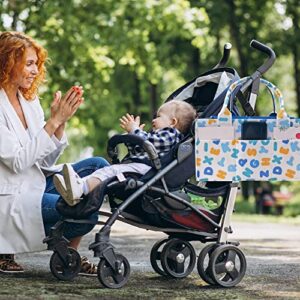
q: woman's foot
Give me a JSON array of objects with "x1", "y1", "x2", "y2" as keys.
[
  {"x1": 55, "y1": 255, "x2": 97, "y2": 276},
  {"x1": 0, "y1": 254, "x2": 24, "y2": 274},
  {"x1": 79, "y1": 256, "x2": 97, "y2": 277},
  {"x1": 53, "y1": 164, "x2": 84, "y2": 206}
]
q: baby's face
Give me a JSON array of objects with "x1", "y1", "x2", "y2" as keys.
[{"x1": 152, "y1": 105, "x2": 174, "y2": 130}]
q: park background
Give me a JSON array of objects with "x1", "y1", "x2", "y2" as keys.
[{"x1": 1, "y1": 0, "x2": 300, "y2": 217}]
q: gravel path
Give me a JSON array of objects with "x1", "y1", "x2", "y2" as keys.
[{"x1": 1, "y1": 216, "x2": 299, "y2": 299}]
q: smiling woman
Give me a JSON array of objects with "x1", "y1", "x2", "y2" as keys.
[
  {"x1": 0, "y1": 32, "x2": 47, "y2": 100},
  {"x1": 14, "y1": 47, "x2": 38, "y2": 90},
  {"x1": 0, "y1": 31, "x2": 109, "y2": 275}
]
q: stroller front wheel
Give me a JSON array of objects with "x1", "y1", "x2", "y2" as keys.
[
  {"x1": 161, "y1": 239, "x2": 196, "y2": 279},
  {"x1": 208, "y1": 244, "x2": 247, "y2": 287},
  {"x1": 97, "y1": 253, "x2": 130, "y2": 289},
  {"x1": 49, "y1": 247, "x2": 81, "y2": 281}
]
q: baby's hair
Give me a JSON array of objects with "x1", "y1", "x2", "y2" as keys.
[{"x1": 161, "y1": 100, "x2": 197, "y2": 134}]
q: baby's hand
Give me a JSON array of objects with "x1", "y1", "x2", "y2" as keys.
[{"x1": 120, "y1": 113, "x2": 144, "y2": 133}]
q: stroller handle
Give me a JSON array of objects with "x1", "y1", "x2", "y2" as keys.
[
  {"x1": 238, "y1": 40, "x2": 276, "y2": 115},
  {"x1": 250, "y1": 39, "x2": 276, "y2": 75},
  {"x1": 214, "y1": 42, "x2": 232, "y2": 69}
]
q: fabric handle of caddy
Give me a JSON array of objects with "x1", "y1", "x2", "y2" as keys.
[
  {"x1": 230, "y1": 79, "x2": 281, "y2": 115},
  {"x1": 217, "y1": 78, "x2": 289, "y2": 127}
]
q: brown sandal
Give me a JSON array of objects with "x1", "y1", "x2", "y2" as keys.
[
  {"x1": 79, "y1": 256, "x2": 97, "y2": 276},
  {"x1": 0, "y1": 254, "x2": 24, "y2": 273}
]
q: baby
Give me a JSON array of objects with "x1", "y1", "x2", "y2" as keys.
[{"x1": 54, "y1": 100, "x2": 196, "y2": 206}]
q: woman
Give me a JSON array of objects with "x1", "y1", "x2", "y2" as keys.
[{"x1": 0, "y1": 31, "x2": 109, "y2": 274}]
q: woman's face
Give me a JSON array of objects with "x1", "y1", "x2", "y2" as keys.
[{"x1": 12, "y1": 47, "x2": 38, "y2": 89}]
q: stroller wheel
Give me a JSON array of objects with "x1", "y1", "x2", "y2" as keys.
[
  {"x1": 208, "y1": 244, "x2": 247, "y2": 287},
  {"x1": 161, "y1": 239, "x2": 196, "y2": 279},
  {"x1": 49, "y1": 247, "x2": 81, "y2": 281},
  {"x1": 197, "y1": 243, "x2": 217, "y2": 285},
  {"x1": 150, "y1": 238, "x2": 169, "y2": 277},
  {"x1": 97, "y1": 253, "x2": 130, "y2": 289}
]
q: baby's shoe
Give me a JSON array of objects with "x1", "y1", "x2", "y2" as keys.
[
  {"x1": 62, "y1": 164, "x2": 84, "y2": 205},
  {"x1": 54, "y1": 174, "x2": 82, "y2": 206},
  {"x1": 53, "y1": 165, "x2": 83, "y2": 206},
  {"x1": 53, "y1": 174, "x2": 69, "y2": 203}
]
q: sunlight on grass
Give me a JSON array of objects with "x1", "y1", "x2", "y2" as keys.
[
  {"x1": 233, "y1": 213, "x2": 300, "y2": 225},
  {"x1": 233, "y1": 195, "x2": 300, "y2": 224}
]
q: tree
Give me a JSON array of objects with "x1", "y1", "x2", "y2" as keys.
[
  {"x1": 0, "y1": 0, "x2": 209, "y2": 160},
  {"x1": 284, "y1": 0, "x2": 300, "y2": 116}
]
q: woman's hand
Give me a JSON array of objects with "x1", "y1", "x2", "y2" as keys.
[
  {"x1": 50, "y1": 86, "x2": 84, "y2": 125},
  {"x1": 44, "y1": 86, "x2": 84, "y2": 137},
  {"x1": 50, "y1": 91, "x2": 64, "y2": 139},
  {"x1": 50, "y1": 90, "x2": 62, "y2": 121},
  {"x1": 119, "y1": 113, "x2": 145, "y2": 133}
]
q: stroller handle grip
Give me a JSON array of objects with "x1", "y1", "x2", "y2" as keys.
[
  {"x1": 214, "y1": 42, "x2": 232, "y2": 69},
  {"x1": 250, "y1": 39, "x2": 276, "y2": 75},
  {"x1": 107, "y1": 134, "x2": 161, "y2": 169}
]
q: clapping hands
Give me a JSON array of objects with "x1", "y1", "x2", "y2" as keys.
[
  {"x1": 50, "y1": 85, "x2": 84, "y2": 126},
  {"x1": 119, "y1": 113, "x2": 145, "y2": 133}
]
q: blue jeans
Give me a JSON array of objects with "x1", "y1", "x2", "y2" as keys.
[{"x1": 42, "y1": 157, "x2": 110, "y2": 239}]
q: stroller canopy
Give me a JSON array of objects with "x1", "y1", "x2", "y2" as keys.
[{"x1": 166, "y1": 67, "x2": 240, "y2": 118}]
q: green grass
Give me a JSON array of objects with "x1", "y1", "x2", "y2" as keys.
[
  {"x1": 233, "y1": 213, "x2": 300, "y2": 224},
  {"x1": 233, "y1": 195, "x2": 300, "y2": 224},
  {"x1": 283, "y1": 200, "x2": 300, "y2": 217}
]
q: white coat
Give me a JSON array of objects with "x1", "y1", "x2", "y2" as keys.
[{"x1": 0, "y1": 89, "x2": 68, "y2": 253}]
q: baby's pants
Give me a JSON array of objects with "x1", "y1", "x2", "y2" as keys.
[{"x1": 84, "y1": 162, "x2": 151, "y2": 182}]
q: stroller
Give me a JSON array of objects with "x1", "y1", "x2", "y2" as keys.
[{"x1": 44, "y1": 40, "x2": 276, "y2": 288}]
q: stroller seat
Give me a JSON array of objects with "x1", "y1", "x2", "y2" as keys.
[{"x1": 105, "y1": 174, "x2": 228, "y2": 234}]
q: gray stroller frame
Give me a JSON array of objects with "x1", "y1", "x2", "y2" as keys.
[{"x1": 44, "y1": 40, "x2": 276, "y2": 289}]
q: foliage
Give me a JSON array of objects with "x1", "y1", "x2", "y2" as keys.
[
  {"x1": 1, "y1": 1, "x2": 300, "y2": 210},
  {"x1": 1, "y1": 0, "x2": 298, "y2": 158},
  {"x1": 0, "y1": 0, "x2": 210, "y2": 160}
]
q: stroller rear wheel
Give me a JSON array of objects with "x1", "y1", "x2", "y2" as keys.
[
  {"x1": 208, "y1": 244, "x2": 247, "y2": 287},
  {"x1": 197, "y1": 243, "x2": 218, "y2": 285},
  {"x1": 97, "y1": 253, "x2": 130, "y2": 289},
  {"x1": 161, "y1": 239, "x2": 196, "y2": 278},
  {"x1": 49, "y1": 247, "x2": 81, "y2": 281},
  {"x1": 150, "y1": 238, "x2": 169, "y2": 277}
]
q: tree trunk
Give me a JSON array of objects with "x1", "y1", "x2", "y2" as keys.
[
  {"x1": 8, "y1": 0, "x2": 19, "y2": 30},
  {"x1": 11, "y1": 11, "x2": 18, "y2": 30},
  {"x1": 293, "y1": 46, "x2": 300, "y2": 117},
  {"x1": 225, "y1": 0, "x2": 251, "y2": 200},
  {"x1": 150, "y1": 83, "x2": 158, "y2": 119},
  {"x1": 191, "y1": 47, "x2": 201, "y2": 77},
  {"x1": 215, "y1": 31, "x2": 221, "y2": 60},
  {"x1": 290, "y1": 6, "x2": 300, "y2": 116},
  {"x1": 225, "y1": 0, "x2": 248, "y2": 77},
  {"x1": 132, "y1": 72, "x2": 141, "y2": 115}
]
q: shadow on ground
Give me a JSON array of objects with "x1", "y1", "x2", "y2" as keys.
[
  {"x1": 1, "y1": 220, "x2": 300, "y2": 299},
  {"x1": 2, "y1": 271, "x2": 297, "y2": 300}
]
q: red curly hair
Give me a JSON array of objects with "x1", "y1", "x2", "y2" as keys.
[{"x1": 0, "y1": 31, "x2": 48, "y2": 100}]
